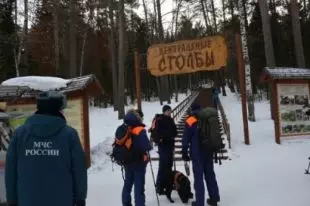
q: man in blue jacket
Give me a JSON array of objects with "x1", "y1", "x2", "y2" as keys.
[
  {"x1": 5, "y1": 91, "x2": 87, "y2": 206},
  {"x1": 182, "y1": 103, "x2": 220, "y2": 206},
  {"x1": 121, "y1": 109, "x2": 152, "y2": 206}
]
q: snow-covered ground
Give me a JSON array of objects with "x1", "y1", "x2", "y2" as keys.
[{"x1": 88, "y1": 89, "x2": 310, "y2": 206}]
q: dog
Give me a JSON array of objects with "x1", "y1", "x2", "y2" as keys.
[{"x1": 165, "y1": 170, "x2": 194, "y2": 203}]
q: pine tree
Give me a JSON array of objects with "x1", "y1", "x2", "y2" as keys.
[{"x1": 0, "y1": 0, "x2": 16, "y2": 81}]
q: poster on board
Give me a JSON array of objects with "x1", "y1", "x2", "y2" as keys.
[
  {"x1": 0, "y1": 97, "x2": 85, "y2": 200},
  {"x1": 277, "y1": 84, "x2": 310, "y2": 137},
  {"x1": 5, "y1": 97, "x2": 85, "y2": 147}
]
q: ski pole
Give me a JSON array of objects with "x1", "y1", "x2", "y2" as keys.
[
  {"x1": 148, "y1": 152, "x2": 160, "y2": 206},
  {"x1": 305, "y1": 157, "x2": 310, "y2": 175}
]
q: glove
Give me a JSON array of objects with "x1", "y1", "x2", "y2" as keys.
[
  {"x1": 74, "y1": 200, "x2": 86, "y2": 206},
  {"x1": 182, "y1": 153, "x2": 190, "y2": 161}
]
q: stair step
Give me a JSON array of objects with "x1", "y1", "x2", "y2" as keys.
[{"x1": 151, "y1": 155, "x2": 230, "y2": 161}]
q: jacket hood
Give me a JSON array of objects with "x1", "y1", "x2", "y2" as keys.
[
  {"x1": 124, "y1": 112, "x2": 144, "y2": 127},
  {"x1": 25, "y1": 114, "x2": 67, "y2": 137}
]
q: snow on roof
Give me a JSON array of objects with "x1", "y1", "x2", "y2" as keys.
[
  {"x1": 1, "y1": 76, "x2": 71, "y2": 91},
  {"x1": 264, "y1": 67, "x2": 310, "y2": 79}
]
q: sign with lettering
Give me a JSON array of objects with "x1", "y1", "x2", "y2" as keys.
[
  {"x1": 6, "y1": 97, "x2": 85, "y2": 149},
  {"x1": 147, "y1": 36, "x2": 228, "y2": 76}
]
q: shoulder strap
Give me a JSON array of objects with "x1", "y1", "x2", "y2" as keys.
[
  {"x1": 132, "y1": 126, "x2": 144, "y2": 136},
  {"x1": 186, "y1": 116, "x2": 198, "y2": 127}
]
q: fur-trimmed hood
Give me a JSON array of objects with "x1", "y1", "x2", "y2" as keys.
[{"x1": 124, "y1": 109, "x2": 144, "y2": 126}]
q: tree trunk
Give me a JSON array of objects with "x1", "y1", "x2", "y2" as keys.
[
  {"x1": 13, "y1": 0, "x2": 19, "y2": 77},
  {"x1": 210, "y1": 0, "x2": 217, "y2": 33},
  {"x1": 79, "y1": 31, "x2": 87, "y2": 76},
  {"x1": 238, "y1": 0, "x2": 256, "y2": 121},
  {"x1": 53, "y1": 0, "x2": 60, "y2": 75},
  {"x1": 108, "y1": 0, "x2": 118, "y2": 111},
  {"x1": 200, "y1": 0, "x2": 208, "y2": 29},
  {"x1": 258, "y1": 0, "x2": 276, "y2": 119},
  {"x1": 258, "y1": 0, "x2": 276, "y2": 68},
  {"x1": 222, "y1": 0, "x2": 226, "y2": 23},
  {"x1": 142, "y1": 0, "x2": 149, "y2": 26},
  {"x1": 291, "y1": 0, "x2": 306, "y2": 68},
  {"x1": 174, "y1": 0, "x2": 182, "y2": 36},
  {"x1": 118, "y1": 0, "x2": 125, "y2": 119},
  {"x1": 23, "y1": 0, "x2": 28, "y2": 76},
  {"x1": 69, "y1": 0, "x2": 77, "y2": 77},
  {"x1": 156, "y1": 0, "x2": 170, "y2": 103}
]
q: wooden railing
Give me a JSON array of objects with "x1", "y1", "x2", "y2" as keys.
[
  {"x1": 171, "y1": 90, "x2": 200, "y2": 121},
  {"x1": 218, "y1": 98, "x2": 231, "y2": 149}
]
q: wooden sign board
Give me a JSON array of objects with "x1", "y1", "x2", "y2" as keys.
[
  {"x1": 276, "y1": 82, "x2": 310, "y2": 139},
  {"x1": 0, "y1": 96, "x2": 90, "y2": 168},
  {"x1": 147, "y1": 36, "x2": 228, "y2": 76}
]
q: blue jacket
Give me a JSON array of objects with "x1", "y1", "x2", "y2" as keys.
[
  {"x1": 5, "y1": 114, "x2": 87, "y2": 206},
  {"x1": 124, "y1": 112, "x2": 152, "y2": 159},
  {"x1": 182, "y1": 115, "x2": 201, "y2": 161}
]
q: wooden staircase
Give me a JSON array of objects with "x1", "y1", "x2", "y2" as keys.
[{"x1": 150, "y1": 88, "x2": 231, "y2": 163}]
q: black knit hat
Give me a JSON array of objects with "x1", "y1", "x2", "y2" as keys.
[
  {"x1": 162, "y1": 105, "x2": 172, "y2": 113},
  {"x1": 36, "y1": 91, "x2": 67, "y2": 113}
]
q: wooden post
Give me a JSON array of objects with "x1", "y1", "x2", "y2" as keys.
[
  {"x1": 235, "y1": 33, "x2": 250, "y2": 145},
  {"x1": 82, "y1": 94, "x2": 91, "y2": 168},
  {"x1": 134, "y1": 49, "x2": 142, "y2": 111},
  {"x1": 272, "y1": 81, "x2": 280, "y2": 144}
]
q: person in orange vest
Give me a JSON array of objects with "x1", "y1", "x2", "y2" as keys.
[
  {"x1": 120, "y1": 110, "x2": 152, "y2": 206},
  {"x1": 182, "y1": 103, "x2": 220, "y2": 206}
]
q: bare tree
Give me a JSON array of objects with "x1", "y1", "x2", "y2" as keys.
[
  {"x1": 108, "y1": 0, "x2": 118, "y2": 111},
  {"x1": 118, "y1": 0, "x2": 125, "y2": 118},
  {"x1": 238, "y1": 0, "x2": 256, "y2": 121},
  {"x1": 53, "y1": 0, "x2": 60, "y2": 75},
  {"x1": 69, "y1": 0, "x2": 77, "y2": 77},
  {"x1": 291, "y1": 0, "x2": 305, "y2": 68},
  {"x1": 200, "y1": 0, "x2": 209, "y2": 28},
  {"x1": 210, "y1": 0, "x2": 217, "y2": 33},
  {"x1": 259, "y1": 0, "x2": 275, "y2": 68}
]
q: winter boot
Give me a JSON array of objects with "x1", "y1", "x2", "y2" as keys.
[{"x1": 207, "y1": 198, "x2": 218, "y2": 206}]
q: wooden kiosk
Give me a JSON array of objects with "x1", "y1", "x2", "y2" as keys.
[
  {"x1": 261, "y1": 67, "x2": 310, "y2": 144},
  {"x1": 0, "y1": 74, "x2": 104, "y2": 168}
]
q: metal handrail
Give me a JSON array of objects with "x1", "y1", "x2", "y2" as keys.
[
  {"x1": 171, "y1": 90, "x2": 200, "y2": 122},
  {"x1": 218, "y1": 98, "x2": 231, "y2": 149}
]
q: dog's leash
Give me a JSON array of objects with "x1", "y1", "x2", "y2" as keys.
[{"x1": 184, "y1": 161, "x2": 190, "y2": 176}]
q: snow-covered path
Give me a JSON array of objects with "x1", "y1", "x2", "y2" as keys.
[{"x1": 88, "y1": 90, "x2": 310, "y2": 206}]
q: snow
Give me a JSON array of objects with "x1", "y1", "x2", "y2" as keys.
[
  {"x1": 88, "y1": 88, "x2": 310, "y2": 206},
  {"x1": 1, "y1": 76, "x2": 71, "y2": 91}
]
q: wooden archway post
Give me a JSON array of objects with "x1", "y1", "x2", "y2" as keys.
[
  {"x1": 235, "y1": 33, "x2": 250, "y2": 145},
  {"x1": 134, "y1": 49, "x2": 142, "y2": 111}
]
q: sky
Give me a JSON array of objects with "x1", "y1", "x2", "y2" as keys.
[
  {"x1": 135, "y1": 0, "x2": 223, "y2": 30},
  {"x1": 17, "y1": 0, "x2": 224, "y2": 31}
]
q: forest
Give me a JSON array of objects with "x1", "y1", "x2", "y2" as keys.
[{"x1": 0, "y1": 0, "x2": 309, "y2": 118}]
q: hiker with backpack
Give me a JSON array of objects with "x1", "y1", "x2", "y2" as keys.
[
  {"x1": 5, "y1": 91, "x2": 87, "y2": 206},
  {"x1": 182, "y1": 103, "x2": 222, "y2": 206},
  {"x1": 154, "y1": 105, "x2": 177, "y2": 195},
  {"x1": 111, "y1": 109, "x2": 152, "y2": 206}
]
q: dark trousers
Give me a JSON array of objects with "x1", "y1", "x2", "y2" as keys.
[
  {"x1": 156, "y1": 146, "x2": 173, "y2": 191},
  {"x1": 122, "y1": 163, "x2": 146, "y2": 206},
  {"x1": 192, "y1": 154, "x2": 220, "y2": 206}
]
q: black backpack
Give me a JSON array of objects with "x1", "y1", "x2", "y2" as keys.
[
  {"x1": 196, "y1": 107, "x2": 224, "y2": 160},
  {"x1": 111, "y1": 124, "x2": 134, "y2": 166},
  {"x1": 148, "y1": 114, "x2": 161, "y2": 144}
]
